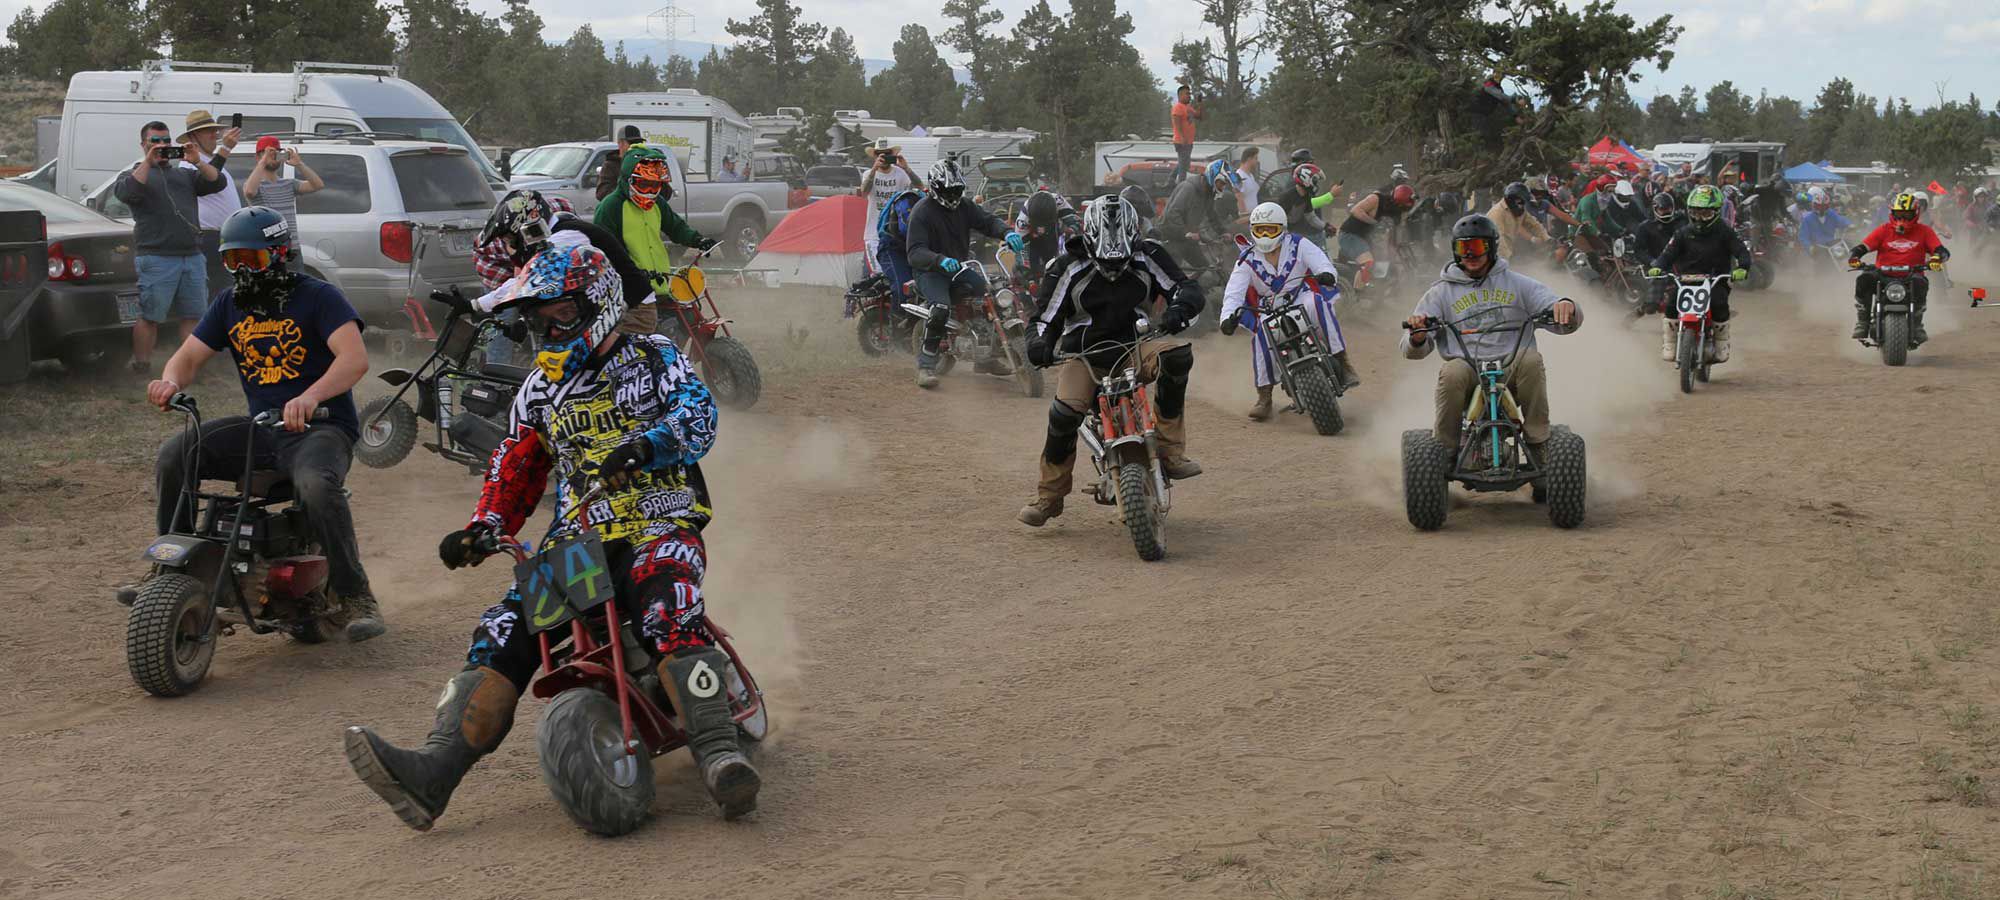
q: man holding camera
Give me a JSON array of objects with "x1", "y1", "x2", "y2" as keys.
[
  {"x1": 114, "y1": 120, "x2": 228, "y2": 374},
  {"x1": 242, "y1": 136, "x2": 326, "y2": 271},
  {"x1": 180, "y1": 111, "x2": 246, "y2": 298},
  {"x1": 858, "y1": 140, "x2": 918, "y2": 275}
]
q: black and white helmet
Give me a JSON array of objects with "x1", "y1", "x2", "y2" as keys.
[
  {"x1": 1081, "y1": 196, "x2": 1141, "y2": 278},
  {"x1": 927, "y1": 159, "x2": 966, "y2": 209}
]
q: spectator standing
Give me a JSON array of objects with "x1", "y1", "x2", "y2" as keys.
[
  {"x1": 179, "y1": 111, "x2": 244, "y2": 297},
  {"x1": 858, "y1": 140, "x2": 919, "y2": 275},
  {"x1": 241, "y1": 136, "x2": 325, "y2": 271},
  {"x1": 1169, "y1": 84, "x2": 1202, "y2": 185},
  {"x1": 596, "y1": 125, "x2": 644, "y2": 201},
  {"x1": 1235, "y1": 147, "x2": 1262, "y2": 215},
  {"x1": 114, "y1": 121, "x2": 226, "y2": 373}
]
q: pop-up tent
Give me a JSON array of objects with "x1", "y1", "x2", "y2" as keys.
[
  {"x1": 1782, "y1": 161, "x2": 1845, "y2": 184},
  {"x1": 1586, "y1": 136, "x2": 1649, "y2": 172},
  {"x1": 746, "y1": 195, "x2": 865, "y2": 287}
]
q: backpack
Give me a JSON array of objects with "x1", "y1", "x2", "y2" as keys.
[{"x1": 876, "y1": 190, "x2": 923, "y2": 248}]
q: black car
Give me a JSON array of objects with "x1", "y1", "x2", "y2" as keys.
[{"x1": 0, "y1": 182, "x2": 139, "y2": 372}]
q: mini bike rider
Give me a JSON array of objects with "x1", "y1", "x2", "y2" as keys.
[
  {"x1": 342, "y1": 244, "x2": 761, "y2": 830},
  {"x1": 132, "y1": 205, "x2": 385, "y2": 642},
  {"x1": 1218, "y1": 201, "x2": 1359, "y2": 421},
  {"x1": 1403, "y1": 214, "x2": 1581, "y2": 457},
  {"x1": 1849, "y1": 191, "x2": 1950, "y2": 344},
  {"x1": 1646, "y1": 184, "x2": 1752, "y2": 363},
  {"x1": 1018, "y1": 197, "x2": 1205, "y2": 527},
  {"x1": 907, "y1": 159, "x2": 1027, "y2": 387}
]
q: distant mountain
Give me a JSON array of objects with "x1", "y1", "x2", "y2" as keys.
[{"x1": 606, "y1": 37, "x2": 969, "y2": 99}]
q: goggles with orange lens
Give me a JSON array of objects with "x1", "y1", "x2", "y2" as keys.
[
  {"x1": 1250, "y1": 223, "x2": 1285, "y2": 240},
  {"x1": 1452, "y1": 237, "x2": 1492, "y2": 259},
  {"x1": 221, "y1": 247, "x2": 279, "y2": 272}
]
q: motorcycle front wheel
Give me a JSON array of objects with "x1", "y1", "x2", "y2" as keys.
[
  {"x1": 355, "y1": 397, "x2": 418, "y2": 469},
  {"x1": 1007, "y1": 334, "x2": 1043, "y2": 398},
  {"x1": 856, "y1": 307, "x2": 898, "y2": 357},
  {"x1": 1115, "y1": 460, "x2": 1166, "y2": 561},
  {"x1": 1292, "y1": 365, "x2": 1344, "y2": 435},
  {"x1": 1676, "y1": 327, "x2": 1698, "y2": 394},
  {"x1": 126, "y1": 573, "x2": 216, "y2": 697},
  {"x1": 1880, "y1": 312, "x2": 1910, "y2": 367},
  {"x1": 702, "y1": 336, "x2": 764, "y2": 410},
  {"x1": 538, "y1": 687, "x2": 656, "y2": 837}
]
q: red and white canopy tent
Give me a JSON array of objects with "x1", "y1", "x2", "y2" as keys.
[
  {"x1": 745, "y1": 195, "x2": 867, "y2": 287},
  {"x1": 1584, "y1": 136, "x2": 1650, "y2": 173}
]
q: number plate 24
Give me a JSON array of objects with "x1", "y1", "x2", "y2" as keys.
[{"x1": 514, "y1": 534, "x2": 617, "y2": 634}]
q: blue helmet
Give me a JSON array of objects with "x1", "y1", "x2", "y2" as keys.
[{"x1": 1204, "y1": 159, "x2": 1236, "y2": 190}]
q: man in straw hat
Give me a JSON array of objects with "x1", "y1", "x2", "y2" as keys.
[
  {"x1": 179, "y1": 110, "x2": 245, "y2": 297},
  {"x1": 859, "y1": 139, "x2": 919, "y2": 274}
]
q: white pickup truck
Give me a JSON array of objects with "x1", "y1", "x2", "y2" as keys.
[{"x1": 504, "y1": 142, "x2": 792, "y2": 267}]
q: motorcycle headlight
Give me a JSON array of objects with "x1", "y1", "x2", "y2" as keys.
[
  {"x1": 994, "y1": 289, "x2": 1015, "y2": 312},
  {"x1": 1885, "y1": 282, "x2": 1907, "y2": 302}
]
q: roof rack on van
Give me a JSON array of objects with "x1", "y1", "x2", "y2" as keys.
[
  {"x1": 136, "y1": 59, "x2": 254, "y2": 99},
  {"x1": 249, "y1": 131, "x2": 423, "y2": 146},
  {"x1": 292, "y1": 61, "x2": 401, "y2": 102}
]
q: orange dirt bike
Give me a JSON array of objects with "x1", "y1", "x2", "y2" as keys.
[
  {"x1": 1061, "y1": 331, "x2": 1175, "y2": 561},
  {"x1": 652, "y1": 245, "x2": 762, "y2": 410},
  {"x1": 472, "y1": 487, "x2": 769, "y2": 836},
  {"x1": 902, "y1": 259, "x2": 1043, "y2": 397},
  {"x1": 1649, "y1": 272, "x2": 1728, "y2": 394}
]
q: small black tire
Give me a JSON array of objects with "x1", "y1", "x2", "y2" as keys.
[
  {"x1": 702, "y1": 336, "x2": 763, "y2": 410},
  {"x1": 1115, "y1": 460, "x2": 1165, "y2": 561},
  {"x1": 1544, "y1": 426, "x2": 1587, "y2": 529},
  {"x1": 355, "y1": 397, "x2": 418, "y2": 469},
  {"x1": 1881, "y1": 312, "x2": 1909, "y2": 367},
  {"x1": 537, "y1": 687, "x2": 656, "y2": 837},
  {"x1": 1401, "y1": 429, "x2": 1451, "y2": 531},
  {"x1": 1008, "y1": 334, "x2": 1043, "y2": 398},
  {"x1": 1676, "y1": 327, "x2": 1697, "y2": 394},
  {"x1": 125, "y1": 573, "x2": 216, "y2": 697},
  {"x1": 856, "y1": 308, "x2": 896, "y2": 357},
  {"x1": 1293, "y1": 365, "x2": 1344, "y2": 435}
]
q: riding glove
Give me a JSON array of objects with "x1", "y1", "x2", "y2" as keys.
[
  {"x1": 1026, "y1": 337, "x2": 1056, "y2": 368},
  {"x1": 1646, "y1": 267, "x2": 1663, "y2": 277},
  {"x1": 599, "y1": 440, "x2": 654, "y2": 489},
  {"x1": 1161, "y1": 305, "x2": 1194, "y2": 335},
  {"x1": 1219, "y1": 315, "x2": 1238, "y2": 337},
  {"x1": 1730, "y1": 268, "x2": 1748, "y2": 282},
  {"x1": 696, "y1": 238, "x2": 720, "y2": 252},
  {"x1": 1004, "y1": 233, "x2": 1026, "y2": 256},
  {"x1": 439, "y1": 525, "x2": 495, "y2": 569},
  {"x1": 430, "y1": 287, "x2": 473, "y2": 315},
  {"x1": 940, "y1": 257, "x2": 963, "y2": 274}
]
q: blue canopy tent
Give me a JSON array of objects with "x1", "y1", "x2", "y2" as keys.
[{"x1": 1783, "y1": 161, "x2": 1845, "y2": 183}]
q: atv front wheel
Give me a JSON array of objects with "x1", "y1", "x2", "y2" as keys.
[
  {"x1": 1544, "y1": 425, "x2": 1587, "y2": 529},
  {"x1": 126, "y1": 574, "x2": 216, "y2": 697},
  {"x1": 1401, "y1": 429, "x2": 1451, "y2": 531},
  {"x1": 538, "y1": 687, "x2": 656, "y2": 837}
]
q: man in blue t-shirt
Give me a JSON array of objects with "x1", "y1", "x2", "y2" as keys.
[{"x1": 136, "y1": 206, "x2": 384, "y2": 640}]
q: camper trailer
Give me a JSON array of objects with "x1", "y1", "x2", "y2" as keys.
[{"x1": 56, "y1": 60, "x2": 499, "y2": 201}]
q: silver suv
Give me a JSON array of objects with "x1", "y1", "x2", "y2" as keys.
[{"x1": 86, "y1": 134, "x2": 497, "y2": 326}]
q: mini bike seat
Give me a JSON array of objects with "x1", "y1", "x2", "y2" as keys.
[{"x1": 247, "y1": 470, "x2": 294, "y2": 502}]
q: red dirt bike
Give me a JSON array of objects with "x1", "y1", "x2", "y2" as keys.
[
  {"x1": 484, "y1": 487, "x2": 770, "y2": 836},
  {"x1": 844, "y1": 273, "x2": 918, "y2": 357},
  {"x1": 1064, "y1": 332, "x2": 1174, "y2": 561},
  {"x1": 903, "y1": 260, "x2": 1043, "y2": 397},
  {"x1": 1649, "y1": 272, "x2": 1728, "y2": 394},
  {"x1": 655, "y1": 246, "x2": 762, "y2": 410}
]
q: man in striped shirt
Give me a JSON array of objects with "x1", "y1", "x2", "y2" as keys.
[{"x1": 241, "y1": 136, "x2": 325, "y2": 270}]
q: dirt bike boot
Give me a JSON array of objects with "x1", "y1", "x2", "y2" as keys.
[
  {"x1": 1019, "y1": 457, "x2": 1070, "y2": 526},
  {"x1": 343, "y1": 666, "x2": 517, "y2": 831},
  {"x1": 1331, "y1": 351, "x2": 1362, "y2": 389},
  {"x1": 914, "y1": 364, "x2": 939, "y2": 388},
  {"x1": 343, "y1": 588, "x2": 387, "y2": 642},
  {"x1": 1710, "y1": 321, "x2": 1731, "y2": 363},
  {"x1": 1154, "y1": 416, "x2": 1203, "y2": 479},
  {"x1": 1247, "y1": 385, "x2": 1274, "y2": 420},
  {"x1": 1661, "y1": 319, "x2": 1677, "y2": 361},
  {"x1": 664, "y1": 648, "x2": 761, "y2": 819},
  {"x1": 1913, "y1": 304, "x2": 1929, "y2": 344},
  {"x1": 1851, "y1": 301, "x2": 1870, "y2": 340}
]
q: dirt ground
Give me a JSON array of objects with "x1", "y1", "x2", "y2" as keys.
[{"x1": 4, "y1": 263, "x2": 1999, "y2": 899}]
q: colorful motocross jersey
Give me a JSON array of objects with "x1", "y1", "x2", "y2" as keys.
[{"x1": 472, "y1": 333, "x2": 717, "y2": 543}]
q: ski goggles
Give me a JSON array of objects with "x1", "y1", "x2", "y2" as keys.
[
  {"x1": 1250, "y1": 223, "x2": 1286, "y2": 240},
  {"x1": 1688, "y1": 207, "x2": 1719, "y2": 223},
  {"x1": 221, "y1": 247, "x2": 281, "y2": 271},
  {"x1": 1452, "y1": 237, "x2": 1492, "y2": 259}
]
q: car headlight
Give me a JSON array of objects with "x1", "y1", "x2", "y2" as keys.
[{"x1": 1885, "y1": 282, "x2": 1907, "y2": 302}]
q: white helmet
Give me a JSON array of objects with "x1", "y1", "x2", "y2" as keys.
[
  {"x1": 1807, "y1": 186, "x2": 1828, "y2": 206},
  {"x1": 1249, "y1": 202, "x2": 1288, "y2": 253},
  {"x1": 926, "y1": 159, "x2": 966, "y2": 209},
  {"x1": 1081, "y1": 196, "x2": 1141, "y2": 278},
  {"x1": 1613, "y1": 179, "x2": 1635, "y2": 202}
]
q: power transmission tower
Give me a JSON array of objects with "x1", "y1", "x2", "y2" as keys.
[{"x1": 647, "y1": 3, "x2": 695, "y2": 58}]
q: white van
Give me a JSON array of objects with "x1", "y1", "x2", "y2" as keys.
[{"x1": 56, "y1": 60, "x2": 501, "y2": 201}]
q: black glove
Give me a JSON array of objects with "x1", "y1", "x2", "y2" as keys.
[
  {"x1": 1848, "y1": 243, "x2": 1870, "y2": 260},
  {"x1": 598, "y1": 439, "x2": 654, "y2": 489},
  {"x1": 439, "y1": 525, "x2": 494, "y2": 570},
  {"x1": 1312, "y1": 271, "x2": 1340, "y2": 288},
  {"x1": 500, "y1": 316, "x2": 530, "y2": 344},
  {"x1": 430, "y1": 286, "x2": 472, "y2": 315},
  {"x1": 1219, "y1": 315, "x2": 1238, "y2": 336},
  {"x1": 1026, "y1": 336, "x2": 1055, "y2": 368},
  {"x1": 1161, "y1": 305, "x2": 1195, "y2": 335},
  {"x1": 696, "y1": 238, "x2": 720, "y2": 253}
]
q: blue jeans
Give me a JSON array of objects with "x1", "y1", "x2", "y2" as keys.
[
  {"x1": 877, "y1": 246, "x2": 914, "y2": 303},
  {"x1": 135, "y1": 253, "x2": 209, "y2": 322},
  {"x1": 915, "y1": 267, "x2": 988, "y2": 367}
]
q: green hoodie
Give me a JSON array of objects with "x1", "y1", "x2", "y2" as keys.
[{"x1": 593, "y1": 146, "x2": 705, "y2": 286}]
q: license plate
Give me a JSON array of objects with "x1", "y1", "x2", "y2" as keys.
[
  {"x1": 444, "y1": 233, "x2": 474, "y2": 255},
  {"x1": 116, "y1": 291, "x2": 142, "y2": 324},
  {"x1": 514, "y1": 533, "x2": 616, "y2": 635}
]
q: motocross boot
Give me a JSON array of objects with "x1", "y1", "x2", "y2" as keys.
[
  {"x1": 1331, "y1": 351, "x2": 1362, "y2": 389},
  {"x1": 344, "y1": 666, "x2": 517, "y2": 831},
  {"x1": 1247, "y1": 385, "x2": 1274, "y2": 421},
  {"x1": 1661, "y1": 319, "x2": 1677, "y2": 361},
  {"x1": 1019, "y1": 458, "x2": 1070, "y2": 526},
  {"x1": 343, "y1": 588, "x2": 387, "y2": 642},
  {"x1": 663, "y1": 648, "x2": 761, "y2": 819},
  {"x1": 1710, "y1": 321, "x2": 1731, "y2": 363},
  {"x1": 1913, "y1": 304, "x2": 1929, "y2": 344},
  {"x1": 974, "y1": 353, "x2": 1014, "y2": 376},
  {"x1": 1851, "y1": 300, "x2": 1870, "y2": 340},
  {"x1": 1154, "y1": 416, "x2": 1203, "y2": 480}
]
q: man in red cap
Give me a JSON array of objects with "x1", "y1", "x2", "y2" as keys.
[{"x1": 241, "y1": 135, "x2": 325, "y2": 270}]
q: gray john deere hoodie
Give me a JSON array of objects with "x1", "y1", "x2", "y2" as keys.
[{"x1": 1400, "y1": 257, "x2": 1581, "y2": 362}]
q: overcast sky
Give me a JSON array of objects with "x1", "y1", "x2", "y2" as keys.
[{"x1": 7, "y1": 0, "x2": 1995, "y2": 109}]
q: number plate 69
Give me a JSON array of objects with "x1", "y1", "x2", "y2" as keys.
[{"x1": 1676, "y1": 285, "x2": 1711, "y2": 316}]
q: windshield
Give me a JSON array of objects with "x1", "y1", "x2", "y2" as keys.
[
  {"x1": 509, "y1": 146, "x2": 592, "y2": 179},
  {"x1": 366, "y1": 117, "x2": 500, "y2": 181},
  {"x1": 0, "y1": 183, "x2": 107, "y2": 225},
  {"x1": 391, "y1": 152, "x2": 496, "y2": 212}
]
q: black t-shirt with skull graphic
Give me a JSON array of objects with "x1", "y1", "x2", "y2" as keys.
[{"x1": 193, "y1": 275, "x2": 365, "y2": 440}]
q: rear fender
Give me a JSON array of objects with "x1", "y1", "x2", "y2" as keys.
[{"x1": 377, "y1": 368, "x2": 418, "y2": 387}]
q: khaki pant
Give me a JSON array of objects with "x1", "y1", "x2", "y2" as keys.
[
  {"x1": 1037, "y1": 337, "x2": 1190, "y2": 504},
  {"x1": 1434, "y1": 347, "x2": 1548, "y2": 449},
  {"x1": 618, "y1": 302, "x2": 659, "y2": 336}
]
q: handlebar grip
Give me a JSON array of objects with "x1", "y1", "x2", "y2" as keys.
[{"x1": 168, "y1": 391, "x2": 196, "y2": 412}]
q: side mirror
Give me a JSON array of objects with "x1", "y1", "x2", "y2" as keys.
[
  {"x1": 499, "y1": 149, "x2": 513, "y2": 181},
  {"x1": 581, "y1": 170, "x2": 599, "y2": 189}
]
